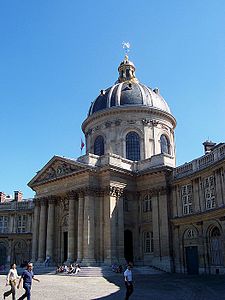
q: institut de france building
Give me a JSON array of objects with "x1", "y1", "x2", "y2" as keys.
[{"x1": 0, "y1": 55, "x2": 225, "y2": 275}]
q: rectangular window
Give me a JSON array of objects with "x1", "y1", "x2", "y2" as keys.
[
  {"x1": 181, "y1": 184, "x2": 193, "y2": 215},
  {"x1": 17, "y1": 215, "x2": 27, "y2": 233},
  {"x1": 0, "y1": 216, "x2": 8, "y2": 233},
  {"x1": 203, "y1": 175, "x2": 216, "y2": 210}
]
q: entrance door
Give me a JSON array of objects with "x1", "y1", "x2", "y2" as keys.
[
  {"x1": 185, "y1": 246, "x2": 199, "y2": 274},
  {"x1": 63, "y1": 232, "x2": 68, "y2": 262},
  {"x1": 0, "y1": 244, "x2": 7, "y2": 266},
  {"x1": 124, "y1": 230, "x2": 133, "y2": 263}
]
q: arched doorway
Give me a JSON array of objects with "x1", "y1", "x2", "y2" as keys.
[
  {"x1": 14, "y1": 240, "x2": 29, "y2": 266},
  {"x1": 0, "y1": 243, "x2": 7, "y2": 266},
  {"x1": 61, "y1": 214, "x2": 69, "y2": 263},
  {"x1": 124, "y1": 230, "x2": 133, "y2": 263},
  {"x1": 183, "y1": 228, "x2": 199, "y2": 274},
  {"x1": 209, "y1": 226, "x2": 223, "y2": 266}
]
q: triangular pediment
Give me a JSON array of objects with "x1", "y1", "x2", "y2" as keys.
[{"x1": 28, "y1": 156, "x2": 90, "y2": 187}]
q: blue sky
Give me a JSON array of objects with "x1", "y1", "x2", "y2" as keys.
[{"x1": 0, "y1": 1, "x2": 224, "y2": 198}]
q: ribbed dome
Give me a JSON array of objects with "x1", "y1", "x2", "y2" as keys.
[{"x1": 88, "y1": 55, "x2": 171, "y2": 116}]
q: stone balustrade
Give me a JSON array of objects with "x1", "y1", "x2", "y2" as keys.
[{"x1": 174, "y1": 143, "x2": 225, "y2": 179}]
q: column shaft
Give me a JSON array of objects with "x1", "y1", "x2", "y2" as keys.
[
  {"x1": 46, "y1": 200, "x2": 55, "y2": 259},
  {"x1": 77, "y1": 193, "x2": 84, "y2": 262},
  {"x1": 68, "y1": 194, "x2": 76, "y2": 262},
  {"x1": 37, "y1": 200, "x2": 47, "y2": 262},
  {"x1": 82, "y1": 192, "x2": 95, "y2": 264},
  {"x1": 31, "y1": 200, "x2": 40, "y2": 262}
]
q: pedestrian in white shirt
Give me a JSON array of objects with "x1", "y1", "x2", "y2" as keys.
[
  {"x1": 3, "y1": 263, "x2": 20, "y2": 300},
  {"x1": 124, "y1": 264, "x2": 133, "y2": 300}
]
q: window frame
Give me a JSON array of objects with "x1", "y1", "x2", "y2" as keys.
[{"x1": 126, "y1": 131, "x2": 141, "y2": 161}]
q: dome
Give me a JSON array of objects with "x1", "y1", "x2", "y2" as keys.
[{"x1": 88, "y1": 55, "x2": 171, "y2": 116}]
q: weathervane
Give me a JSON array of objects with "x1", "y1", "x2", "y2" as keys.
[{"x1": 122, "y1": 41, "x2": 131, "y2": 55}]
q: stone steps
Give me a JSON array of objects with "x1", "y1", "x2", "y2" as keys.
[{"x1": 0, "y1": 265, "x2": 165, "y2": 277}]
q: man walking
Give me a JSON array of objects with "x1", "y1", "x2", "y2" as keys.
[
  {"x1": 124, "y1": 264, "x2": 133, "y2": 300},
  {"x1": 17, "y1": 262, "x2": 40, "y2": 300}
]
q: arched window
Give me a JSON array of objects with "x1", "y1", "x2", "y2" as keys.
[
  {"x1": 143, "y1": 232, "x2": 154, "y2": 253},
  {"x1": 126, "y1": 131, "x2": 140, "y2": 161},
  {"x1": 210, "y1": 227, "x2": 223, "y2": 265},
  {"x1": 160, "y1": 134, "x2": 170, "y2": 154},
  {"x1": 94, "y1": 135, "x2": 104, "y2": 156}
]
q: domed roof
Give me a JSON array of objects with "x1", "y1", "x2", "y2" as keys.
[{"x1": 88, "y1": 55, "x2": 171, "y2": 117}]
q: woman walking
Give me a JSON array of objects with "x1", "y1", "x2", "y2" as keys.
[{"x1": 3, "y1": 263, "x2": 20, "y2": 300}]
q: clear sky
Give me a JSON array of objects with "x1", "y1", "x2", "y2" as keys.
[{"x1": 0, "y1": 1, "x2": 224, "y2": 198}]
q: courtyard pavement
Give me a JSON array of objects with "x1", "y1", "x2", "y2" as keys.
[{"x1": 1, "y1": 271, "x2": 225, "y2": 299}]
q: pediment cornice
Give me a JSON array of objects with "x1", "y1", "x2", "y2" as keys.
[{"x1": 28, "y1": 156, "x2": 91, "y2": 187}]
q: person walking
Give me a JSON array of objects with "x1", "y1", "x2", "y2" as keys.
[
  {"x1": 124, "y1": 264, "x2": 133, "y2": 300},
  {"x1": 3, "y1": 263, "x2": 19, "y2": 300},
  {"x1": 17, "y1": 262, "x2": 40, "y2": 300}
]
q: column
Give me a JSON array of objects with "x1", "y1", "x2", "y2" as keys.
[
  {"x1": 31, "y1": 199, "x2": 40, "y2": 262},
  {"x1": 67, "y1": 192, "x2": 76, "y2": 263},
  {"x1": 99, "y1": 191, "x2": 104, "y2": 263},
  {"x1": 77, "y1": 192, "x2": 84, "y2": 262},
  {"x1": 103, "y1": 186, "x2": 121, "y2": 264},
  {"x1": 158, "y1": 190, "x2": 172, "y2": 272},
  {"x1": 82, "y1": 189, "x2": 95, "y2": 265},
  {"x1": 117, "y1": 195, "x2": 125, "y2": 263},
  {"x1": 103, "y1": 192, "x2": 111, "y2": 264},
  {"x1": 37, "y1": 199, "x2": 47, "y2": 262},
  {"x1": 46, "y1": 197, "x2": 55, "y2": 261}
]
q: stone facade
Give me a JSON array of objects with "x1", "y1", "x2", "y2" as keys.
[
  {"x1": 1, "y1": 56, "x2": 225, "y2": 275},
  {"x1": 0, "y1": 192, "x2": 34, "y2": 267}
]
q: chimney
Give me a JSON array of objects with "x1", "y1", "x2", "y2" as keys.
[
  {"x1": 14, "y1": 191, "x2": 23, "y2": 202},
  {"x1": 0, "y1": 192, "x2": 6, "y2": 203},
  {"x1": 203, "y1": 140, "x2": 216, "y2": 154}
]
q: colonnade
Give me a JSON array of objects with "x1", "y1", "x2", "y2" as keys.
[{"x1": 31, "y1": 186, "x2": 125, "y2": 265}]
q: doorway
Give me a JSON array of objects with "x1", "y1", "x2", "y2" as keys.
[
  {"x1": 0, "y1": 243, "x2": 7, "y2": 266},
  {"x1": 185, "y1": 246, "x2": 199, "y2": 274},
  {"x1": 124, "y1": 230, "x2": 133, "y2": 263}
]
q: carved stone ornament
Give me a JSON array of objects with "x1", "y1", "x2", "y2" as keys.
[
  {"x1": 115, "y1": 119, "x2": 122, "y2": 126},
  {"x1": 108, "y1": 186, "x2": 124, "y2": 198},
  {"x1": 142, "y1": 119, "x2": 159, "y2": 126},
  {"x1": 60, "y1": 197, "x2": 69, "y2": 211},
  {"x1": 36, "y1": 161, "x2": 82, "y2": 183},
  {"x1": 62, "y1": 214, "x2": 69, "y2": 227},
  {"x1": 105, "y1": 121, "x2": 112, "y2": 128}
]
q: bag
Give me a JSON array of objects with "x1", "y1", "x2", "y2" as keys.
[{"x1": 9, "y1": 279, "x2": 16, "y2": 286}]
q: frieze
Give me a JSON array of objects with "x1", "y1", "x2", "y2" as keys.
[
  {"x1": 142, "y1": 119, "x2": 159, "y2": 126},
  {"x1": 66, "y1": 190, "x2": 78, "y2": 199},
  {"x1": 105, "y1": 121, "x2": 112, "y2": 128},
  {"x1": 139, "y1": 186, "x2": 168, "y2": 197},
  {"x1": 127, "y1": 120, "x2": 136, "y2": 124},
  {"x1": 115, "y1": 119, "x2": 122, "y2": 126}
]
